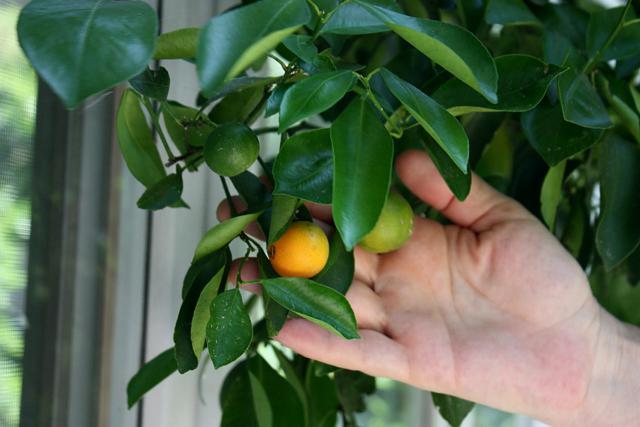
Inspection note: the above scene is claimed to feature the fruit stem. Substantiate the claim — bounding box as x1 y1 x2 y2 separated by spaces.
220 176 238 217
142 97 177 162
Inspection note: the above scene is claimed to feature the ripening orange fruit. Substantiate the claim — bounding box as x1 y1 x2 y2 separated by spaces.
268 221 329 278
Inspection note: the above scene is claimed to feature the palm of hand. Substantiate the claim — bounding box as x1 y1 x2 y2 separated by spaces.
274 151 601 424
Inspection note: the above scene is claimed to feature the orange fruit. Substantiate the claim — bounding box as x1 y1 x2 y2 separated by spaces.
268 221 330 278
359 191 414 253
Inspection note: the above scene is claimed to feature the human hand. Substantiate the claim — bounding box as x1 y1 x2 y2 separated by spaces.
219 149 640 426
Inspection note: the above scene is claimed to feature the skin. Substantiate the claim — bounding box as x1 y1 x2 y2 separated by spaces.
218 150 640 426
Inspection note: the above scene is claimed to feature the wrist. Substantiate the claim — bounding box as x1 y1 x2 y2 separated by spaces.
571 308 640 426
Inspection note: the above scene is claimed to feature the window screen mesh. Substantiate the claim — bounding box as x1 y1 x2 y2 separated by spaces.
0 1 37 425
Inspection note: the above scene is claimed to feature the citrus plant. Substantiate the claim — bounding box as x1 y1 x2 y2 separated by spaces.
16 0 640 425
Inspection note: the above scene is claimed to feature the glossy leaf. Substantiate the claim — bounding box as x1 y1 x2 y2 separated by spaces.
208 76 279 102
557 68 611 129
485 0 538 26
197 0 311 95
320 0 402 35
432 393 475 427
190 267 224 357
432 55 564 116
540 161 566 231
283 34 318 63
381 69 469 172
116 90 166 187
248 355 306 427
474 121 514 190
313 232 354 295
175 249 228 372
129 67 170 101
154 27 200 60
136 173 183 211
193 211 263 262
456 0 486 33
331 98 393 250
367 3 498 102
273 129 333 204
604 20 640 61
269 194 298 245
279 71 356 131
163 101 214 151
207 289 253 368
258 252 289 337
127 348 177 408
596 134 640 270
306 362 339 427
272 348 309 420
18 0 157 108
261 277 359 339
209 85 265 124
182 248 229 299
266 83 293 117
521 103 603 166
422 133 471 200
220 361 266 427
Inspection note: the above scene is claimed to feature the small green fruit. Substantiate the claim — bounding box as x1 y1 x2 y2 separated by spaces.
204 123 259 177
359 192 414 253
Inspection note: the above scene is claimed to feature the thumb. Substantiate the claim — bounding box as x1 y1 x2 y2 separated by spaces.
396 150 532 232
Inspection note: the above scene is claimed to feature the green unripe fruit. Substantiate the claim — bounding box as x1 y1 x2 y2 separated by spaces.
359 192 414 253
204 123 259 177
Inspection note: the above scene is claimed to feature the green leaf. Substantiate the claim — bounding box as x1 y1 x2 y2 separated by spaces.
257 252 289 337
248 355 306 427
116 90 166 187
261 277 359 339
220 361 266 427
540 161 566 231
127 348 177 408
279 71 356 132
331 98 393 250
154 27 200 60
273 129 334 204
207 289 253 368
521 103 603 166
174 249 229 372
208 76 279 102
365 2 498 103
163 101 214 151
586 5 639 62
313 232 354 295
380 68 469 172
630 83 640 114
474 120 514 188
193 211 263 262
190 267 225 357
269 195 298 245
484 0 538 26
320 0 402 35
432 55 564 116
209 85 266 124
557 68 611 129
421 132 471 200
456 0 486 33
596 134 640 270
431 393 475 427
182 248 229 299
272 349 310 424
17 0 157 108
231 171 270 211
136 173 183 211
604 20 640 61
197 0 311 95
335 370 376 415
283 34 318 63
306 362 339 427
248 371 273 427
266 83 293 117
591 267 640 326
129 67 170 101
